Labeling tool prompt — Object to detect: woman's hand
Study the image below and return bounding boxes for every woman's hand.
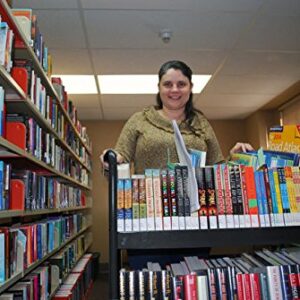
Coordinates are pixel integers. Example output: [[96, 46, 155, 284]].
[[230, 142, 254, 156], [99, 149, 125, 171]]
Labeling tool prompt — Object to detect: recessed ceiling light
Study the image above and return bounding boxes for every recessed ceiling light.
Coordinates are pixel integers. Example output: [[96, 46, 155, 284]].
[[52, 75, 98, 94], [98, 74, 211, 94]]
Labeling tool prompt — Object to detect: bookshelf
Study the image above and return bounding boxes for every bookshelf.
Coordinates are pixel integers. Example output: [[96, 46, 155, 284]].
[[0, 0, 93, 297], [105, 150, 300, 299]]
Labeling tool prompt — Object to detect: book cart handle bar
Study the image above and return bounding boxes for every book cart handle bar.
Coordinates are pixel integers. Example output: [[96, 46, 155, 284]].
[[104, 150, 119, 300]]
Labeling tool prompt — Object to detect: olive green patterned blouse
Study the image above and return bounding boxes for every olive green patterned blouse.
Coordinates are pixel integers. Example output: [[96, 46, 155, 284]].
[[115, 106, 224, 174]]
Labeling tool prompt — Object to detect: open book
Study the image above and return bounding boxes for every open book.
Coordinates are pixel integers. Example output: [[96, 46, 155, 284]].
[[172, 120, 200, 213]]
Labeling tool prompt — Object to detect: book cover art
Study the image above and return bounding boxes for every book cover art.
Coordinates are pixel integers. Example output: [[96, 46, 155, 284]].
[[269, 125, 300, 153]]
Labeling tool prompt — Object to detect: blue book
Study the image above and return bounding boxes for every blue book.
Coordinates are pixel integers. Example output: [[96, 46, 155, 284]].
[[0, 161, 3, 210], [0, 233, 5, 283]]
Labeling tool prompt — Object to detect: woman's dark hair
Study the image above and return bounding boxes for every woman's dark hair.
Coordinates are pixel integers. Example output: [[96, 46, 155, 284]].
[[156, 60, 197, 124]]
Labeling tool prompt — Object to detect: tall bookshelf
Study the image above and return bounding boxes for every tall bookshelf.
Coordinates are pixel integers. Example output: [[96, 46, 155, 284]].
[[105, 150, 300, 299], [0, 0, 93, 297]]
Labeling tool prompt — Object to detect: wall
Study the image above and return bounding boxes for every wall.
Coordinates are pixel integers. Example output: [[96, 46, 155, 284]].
[[281, 94, 300, 124], [83, 119, 247, 264], [83, 120, 125, 265]]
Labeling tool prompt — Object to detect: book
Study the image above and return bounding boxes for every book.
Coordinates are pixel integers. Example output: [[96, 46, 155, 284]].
[[195, 166, 208, 229], [269, 125, 300, 154]]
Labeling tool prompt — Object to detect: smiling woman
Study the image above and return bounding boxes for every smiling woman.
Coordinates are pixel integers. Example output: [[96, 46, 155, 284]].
[[100, 60, 252, 174]]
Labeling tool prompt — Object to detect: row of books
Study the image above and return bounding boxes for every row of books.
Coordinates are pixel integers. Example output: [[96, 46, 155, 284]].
[[6, 117, 90, 185], [52, 253, 94, 300], [50, 233, 92, 282], [0, 234, 92, 300], [11, 8, 52, 76], [0, 213, 90, 283], [7, 110, 91, 172], [0, 162, 87, 211], [117, 163, 300, 232], [11, 168, 88, 210], [10, 59, 92, 161], [119, 246, 300, 300], [0, 18, 91, 154], [51, 77, 92, 150], [0, 19, 14, 73]]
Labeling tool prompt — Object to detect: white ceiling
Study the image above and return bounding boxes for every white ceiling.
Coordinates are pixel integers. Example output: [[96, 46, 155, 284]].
[[13, 0, 300, 120]]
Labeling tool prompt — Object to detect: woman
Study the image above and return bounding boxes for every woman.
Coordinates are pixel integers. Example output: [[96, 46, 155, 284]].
[[100, 60, 253, 268], [100, 60, 252, 172]]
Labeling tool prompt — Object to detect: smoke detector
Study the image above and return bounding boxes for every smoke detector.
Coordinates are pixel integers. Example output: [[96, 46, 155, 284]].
[[159, 29, 172, 43]]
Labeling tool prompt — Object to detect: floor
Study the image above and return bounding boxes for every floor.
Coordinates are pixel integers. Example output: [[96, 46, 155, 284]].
[[88, 273, 109, 300]]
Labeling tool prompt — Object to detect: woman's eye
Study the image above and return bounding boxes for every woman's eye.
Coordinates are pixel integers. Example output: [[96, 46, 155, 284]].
[[177, 81, 187, 88], [163, 82, 173, 88]]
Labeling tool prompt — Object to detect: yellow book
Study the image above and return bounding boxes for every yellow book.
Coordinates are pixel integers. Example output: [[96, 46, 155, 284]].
[[269, 125, 300, 153], [291, 167, 300, 212], [273, 169, 283, 214], [284, 167, 298, 213]]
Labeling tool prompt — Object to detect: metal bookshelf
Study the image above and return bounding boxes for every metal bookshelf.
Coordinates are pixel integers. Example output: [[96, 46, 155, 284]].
[[106, 150, 300, 299]]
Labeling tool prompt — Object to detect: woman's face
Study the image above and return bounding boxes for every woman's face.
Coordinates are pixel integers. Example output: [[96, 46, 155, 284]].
[[158, 68, 193, 112]]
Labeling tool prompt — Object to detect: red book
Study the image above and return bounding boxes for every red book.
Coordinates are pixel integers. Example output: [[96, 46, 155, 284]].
[[236, 273, 245, 300], [249, 273, 262, 300], [10, 179, 25, 210], [183, 273, 197, 300], [11, 67, 28, 94], [6, 122, 26, 149]]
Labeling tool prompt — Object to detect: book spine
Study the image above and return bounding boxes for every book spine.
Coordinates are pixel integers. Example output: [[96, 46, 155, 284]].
[[244, 166, 259, 227], [145, 169, 155, 231], [175, 166, 185, 230], [168, 169, 179, 230], [124, 179, 133, 232], [138, 176, 147, 232], [131, 177, 140, 232], [152, 169, 163, 231], [161, 169, 171, 230], [285, 166, 298, 226], [214, 165, 226, 229], [229, 165, 239, 228], [205, 167, 218, 229], [273, 168, 285, 226], [196, 166, 208, 229], [277, 167, 291, 226], [222, 164, 234, 229], [117, 180, 125, 232]]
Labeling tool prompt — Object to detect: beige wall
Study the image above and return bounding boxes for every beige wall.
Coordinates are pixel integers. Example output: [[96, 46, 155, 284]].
[[83, 119, 248, 263], [83, 120, 125, 264], [281, 94, 300, 124]]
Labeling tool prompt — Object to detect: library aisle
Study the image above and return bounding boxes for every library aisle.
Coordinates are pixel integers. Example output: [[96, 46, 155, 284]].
[[89, 274, 109, 300]]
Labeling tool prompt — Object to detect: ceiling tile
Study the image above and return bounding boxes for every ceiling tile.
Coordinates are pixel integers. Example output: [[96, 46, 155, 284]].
[[200, 106, 256, 120], [103, 107, 142, 120], [262, 0, 300, 16], [204, 75, 297, 95], [68, 94, 100, 108], [196, 94, 273, 108], [101, 94, 155, 108], [84, 10, 252, 49], [77, 107, 103, 120], [81, 0, 196, 10], [220, 51, 300, 77], [91, 49, 226, 74], [237, 15, 300, 51], [32, 10, 86, 48], [12, 0, 78, 9], [51, 49, 93, 74]]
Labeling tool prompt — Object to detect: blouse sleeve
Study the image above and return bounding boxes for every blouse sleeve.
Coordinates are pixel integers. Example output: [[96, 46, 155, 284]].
[[114, 113, 141, 163], [204, 120, 225, 165]]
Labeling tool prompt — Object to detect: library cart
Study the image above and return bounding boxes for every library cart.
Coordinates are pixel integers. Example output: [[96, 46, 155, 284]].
[[105, 150, 300, 300]]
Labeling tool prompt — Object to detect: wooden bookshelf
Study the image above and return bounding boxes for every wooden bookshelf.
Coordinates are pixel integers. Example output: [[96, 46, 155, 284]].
[[0, 0, 93, 296], [0, 225, 92, 294]]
